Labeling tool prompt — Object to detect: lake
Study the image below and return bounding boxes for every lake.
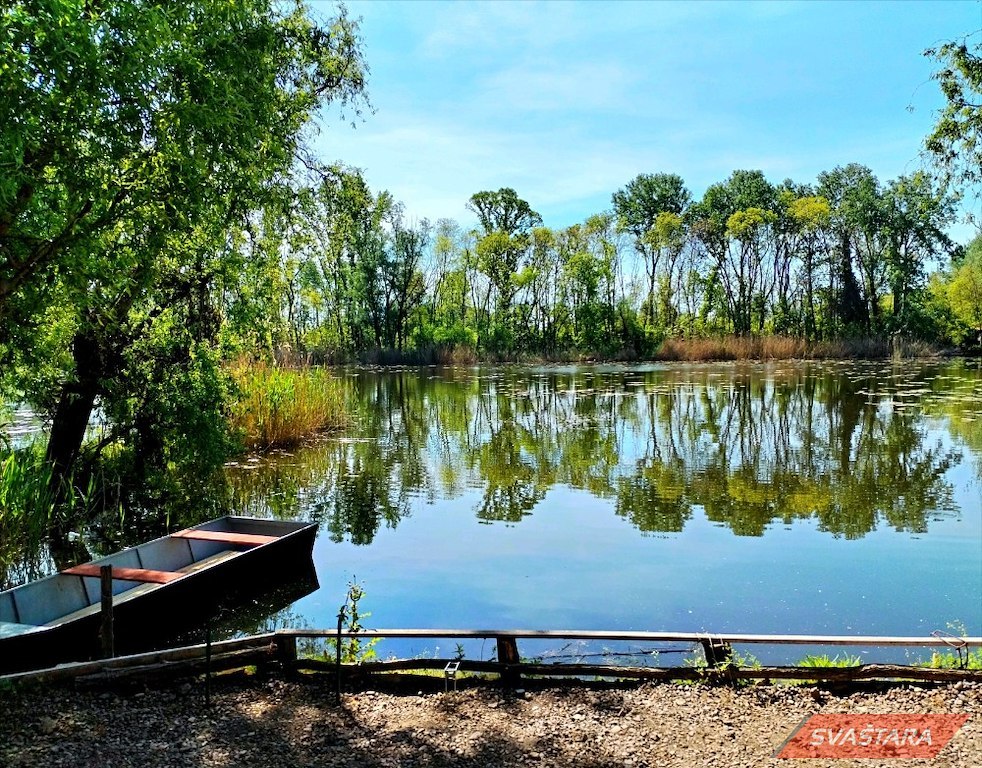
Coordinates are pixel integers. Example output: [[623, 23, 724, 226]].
[[222, 359, 982, 664]]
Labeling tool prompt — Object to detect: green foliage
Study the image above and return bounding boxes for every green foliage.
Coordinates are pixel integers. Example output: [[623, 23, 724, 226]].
[[612, 173, 691, 239], [1, 0, 367, 503], [0, 446, 57, 545], [925, 31, 982, 193], [682, 646, 761, 686], [0, 443, 112, 579], [946, 240, 982, 344], [326, 579, 380, 664], [468, 188, 542, 237], [919, 649, 982, 670], [1, 3, 977, 553], [790, 653, 864, 685], [210, 163, 968, 366]]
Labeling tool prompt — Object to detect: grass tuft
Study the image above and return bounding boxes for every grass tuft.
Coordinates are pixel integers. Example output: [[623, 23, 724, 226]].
[[796, 653, 863, 668], [918, 649, 982, 670], [230, 363, 348, 451]]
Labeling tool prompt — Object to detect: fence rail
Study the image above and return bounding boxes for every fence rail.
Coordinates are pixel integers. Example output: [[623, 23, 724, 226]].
[[279, 627, 982, 647], [2, 627, 979, 686]]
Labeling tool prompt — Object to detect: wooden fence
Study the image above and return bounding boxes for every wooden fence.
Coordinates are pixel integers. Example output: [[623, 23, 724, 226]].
[[3, 627, 981, 686]]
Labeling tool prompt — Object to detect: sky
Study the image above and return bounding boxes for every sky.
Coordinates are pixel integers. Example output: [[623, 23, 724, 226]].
[[310, 0, 982, 244]]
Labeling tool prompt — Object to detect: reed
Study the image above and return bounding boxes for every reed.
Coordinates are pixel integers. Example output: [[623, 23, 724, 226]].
[[230, 363, 348, 451], [0, 446, 56, 527], [655, 336, 941, 362], [656, 336, 807, 361], [0, 447, 60, 574], [360, 344, 479, 366]]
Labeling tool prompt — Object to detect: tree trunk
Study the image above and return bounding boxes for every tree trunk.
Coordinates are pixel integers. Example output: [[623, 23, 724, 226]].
[[837, 235, 867, 330], [45, 329, 102, 501]]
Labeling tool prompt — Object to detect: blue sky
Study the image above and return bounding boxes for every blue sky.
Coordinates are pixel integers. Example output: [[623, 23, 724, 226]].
[[311, 0, 981, 243]]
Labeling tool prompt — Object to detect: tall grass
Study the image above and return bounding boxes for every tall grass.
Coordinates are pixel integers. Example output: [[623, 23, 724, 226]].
[[0, 448, 58, 546], [0, 447, 107, 531], [0, 446, 104, 582], [655, 336, 942, 362], [230, 363, 348, 451]]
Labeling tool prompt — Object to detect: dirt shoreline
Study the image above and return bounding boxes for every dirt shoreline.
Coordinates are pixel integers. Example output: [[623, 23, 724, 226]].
[[1, 675, 979, 767]]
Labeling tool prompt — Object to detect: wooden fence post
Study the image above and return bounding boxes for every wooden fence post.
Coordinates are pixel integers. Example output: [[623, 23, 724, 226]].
[[700, 638, 734, 681], [496, 636, 520, 688], [99, 565, 114, 659], [277, 634, 298, 671]]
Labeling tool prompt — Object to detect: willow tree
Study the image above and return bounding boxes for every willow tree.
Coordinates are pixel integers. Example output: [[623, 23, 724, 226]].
[[0, 1, 367, 494], [925, 33, 982, 194]]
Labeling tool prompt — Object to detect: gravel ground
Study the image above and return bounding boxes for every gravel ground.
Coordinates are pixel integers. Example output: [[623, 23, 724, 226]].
[[1, 674, 979, 767]]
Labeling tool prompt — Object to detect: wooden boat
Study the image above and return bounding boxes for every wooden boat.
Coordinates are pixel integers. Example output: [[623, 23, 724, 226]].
[[0, 516, 317, 673]]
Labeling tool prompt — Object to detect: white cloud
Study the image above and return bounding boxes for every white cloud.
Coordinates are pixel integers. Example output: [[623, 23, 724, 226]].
[[417, 1, 586, 59], [478, 60, 638, 113]]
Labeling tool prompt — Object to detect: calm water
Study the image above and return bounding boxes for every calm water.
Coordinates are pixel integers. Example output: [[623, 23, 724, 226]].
[[223, 359, 982, 663], [5, 360, 981, 664]]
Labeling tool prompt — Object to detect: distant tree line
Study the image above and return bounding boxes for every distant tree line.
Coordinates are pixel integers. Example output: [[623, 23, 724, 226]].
[[221, 165, 980, 362]]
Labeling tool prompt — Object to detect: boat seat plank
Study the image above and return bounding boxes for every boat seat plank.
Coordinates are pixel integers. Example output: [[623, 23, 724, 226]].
[[172, 529, 277, 547], [45, 550, 245, 627], [62, 564, 182, 584]]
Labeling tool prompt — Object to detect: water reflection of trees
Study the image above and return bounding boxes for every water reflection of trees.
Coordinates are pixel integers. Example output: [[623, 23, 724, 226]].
[[228, 363, 968, 544]]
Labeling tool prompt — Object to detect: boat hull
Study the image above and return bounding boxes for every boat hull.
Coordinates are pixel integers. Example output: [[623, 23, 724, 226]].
[[0, 517, 318, 674]]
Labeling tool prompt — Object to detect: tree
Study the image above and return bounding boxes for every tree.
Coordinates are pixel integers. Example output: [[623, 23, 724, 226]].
[[925, 32, 982, 195], [425, 218, 476, 349], [612, 174, 690, 332], [725, 207, 778, 334], [467, 188, 542, 237], [384, 216, 430, 351], [817, 165, 877, 332], [690, 170, 776, 335], [611, 173, 690, 239], [783, 194, 832, 339], [881, 172, 956, 332], [948, 236, 982, 344], [0, 1, 367, 493], [467, 188, 541, 350]]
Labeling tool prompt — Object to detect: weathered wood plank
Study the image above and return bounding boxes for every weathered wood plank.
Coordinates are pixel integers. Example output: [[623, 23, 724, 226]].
[[6, 626, 980, 686], [64, 563, 182, 584], [0, 633, 278, 684], [291, 658, 982, 684], [274, 628, 982, 647], [76, 646, 278, 686], [172, 530, 277, 547]]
